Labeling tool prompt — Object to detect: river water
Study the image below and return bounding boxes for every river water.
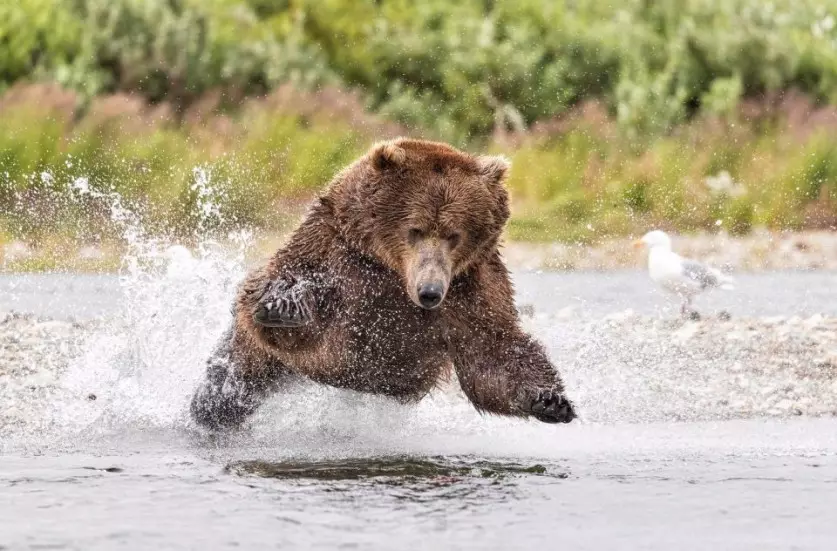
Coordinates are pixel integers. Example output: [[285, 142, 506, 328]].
[[2, 420, 836, 550], [2, 263, 837, 550], [3, 269, 837, 321]]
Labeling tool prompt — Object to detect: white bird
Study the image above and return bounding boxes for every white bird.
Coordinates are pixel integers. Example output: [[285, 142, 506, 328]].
[[634, 230, 734, 317]]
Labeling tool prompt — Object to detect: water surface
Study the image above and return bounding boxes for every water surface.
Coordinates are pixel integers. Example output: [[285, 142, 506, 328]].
[[2, 267, 836, 549]]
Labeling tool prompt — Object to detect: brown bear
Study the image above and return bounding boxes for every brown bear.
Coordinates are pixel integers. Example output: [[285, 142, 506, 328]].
[[190, 138, 576, 428]]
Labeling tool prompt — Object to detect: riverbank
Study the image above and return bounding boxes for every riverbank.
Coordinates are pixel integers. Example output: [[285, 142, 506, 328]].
[[503, 229, 837, 271], [529, 310, 837, 422], [3, 229, 837, 273]]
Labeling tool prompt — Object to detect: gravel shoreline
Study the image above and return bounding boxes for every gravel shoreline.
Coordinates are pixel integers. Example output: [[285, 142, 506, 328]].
[[502, 230, 837, 271], [2, 309, 836, 432], [4, 230, 837, 273], [530, 311, 837, 423], [0, 313, 92, 432]]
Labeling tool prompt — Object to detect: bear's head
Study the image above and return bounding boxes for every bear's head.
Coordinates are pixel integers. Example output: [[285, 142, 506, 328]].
[[326, 138, 510, 310]]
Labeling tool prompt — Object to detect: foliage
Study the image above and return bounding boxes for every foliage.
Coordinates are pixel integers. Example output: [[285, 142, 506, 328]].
[[0, 0, 334, 107], [3, 85, 837, 246], [0, 85, 372, 243], [4, 0, 837, 250], [505, 113, 837, 242], [4, 0, 837, 140]]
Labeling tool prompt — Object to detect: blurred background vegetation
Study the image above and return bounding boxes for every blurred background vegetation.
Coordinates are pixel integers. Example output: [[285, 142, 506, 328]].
[[3, 0, 837, 267]]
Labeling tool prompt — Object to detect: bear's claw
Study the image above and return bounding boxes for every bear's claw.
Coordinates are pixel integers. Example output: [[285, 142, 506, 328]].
[[529, 389, 576, 424], [253, 278, 315, 328]]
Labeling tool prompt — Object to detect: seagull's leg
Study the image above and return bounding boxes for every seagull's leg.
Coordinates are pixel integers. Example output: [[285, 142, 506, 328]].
[[681, 295, 695, 318], [684, 296, 701, 321]]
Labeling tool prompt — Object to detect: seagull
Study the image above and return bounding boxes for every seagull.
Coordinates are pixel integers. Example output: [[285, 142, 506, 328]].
[[634, 230, 734, 317]]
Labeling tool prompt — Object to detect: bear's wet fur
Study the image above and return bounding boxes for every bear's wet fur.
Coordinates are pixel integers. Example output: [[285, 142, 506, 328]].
[[191, 138, 576, 429]]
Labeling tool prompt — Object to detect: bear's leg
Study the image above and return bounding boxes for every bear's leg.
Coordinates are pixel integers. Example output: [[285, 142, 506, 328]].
[[453, 333, 576, 424], [446, 257, 576, 424], [190, 355, 277, 429], [190, 327, 288, 429], [252, 276, 318, 328]]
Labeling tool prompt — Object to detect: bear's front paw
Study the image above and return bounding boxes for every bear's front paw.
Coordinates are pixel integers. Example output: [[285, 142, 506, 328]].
[[526, 388, 576, 424], [253, 278, 315, 328]]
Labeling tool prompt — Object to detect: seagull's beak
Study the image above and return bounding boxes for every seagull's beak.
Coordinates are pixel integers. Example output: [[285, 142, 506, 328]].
[[632, 239, 645, 249]]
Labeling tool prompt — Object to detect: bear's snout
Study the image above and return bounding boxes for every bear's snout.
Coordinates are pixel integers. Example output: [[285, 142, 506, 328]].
[[417, 282, 445, 309], [405, 237, 453, 310]]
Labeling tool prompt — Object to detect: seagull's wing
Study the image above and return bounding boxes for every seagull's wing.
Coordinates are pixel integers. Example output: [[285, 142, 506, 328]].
[[680, 258, 721, 289]]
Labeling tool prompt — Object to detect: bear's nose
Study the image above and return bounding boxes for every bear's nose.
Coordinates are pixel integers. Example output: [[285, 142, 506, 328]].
[[417, 283, 444, 309]]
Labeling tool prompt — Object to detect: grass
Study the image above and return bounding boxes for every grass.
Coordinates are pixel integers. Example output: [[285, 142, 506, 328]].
[[2, 84, 837, 269], [505, 109, 837, 243], [0, 84, 383, 244]]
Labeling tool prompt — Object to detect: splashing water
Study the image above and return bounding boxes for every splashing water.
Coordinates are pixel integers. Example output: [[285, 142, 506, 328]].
[[37, 171, 249, 437], [13, 169, 543, 458], [7, 167, 837, 462], [191, 166, 227, 235]]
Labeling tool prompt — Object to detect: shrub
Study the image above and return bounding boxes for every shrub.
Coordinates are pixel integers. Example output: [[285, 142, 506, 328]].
[[7, 0, 837, 140]]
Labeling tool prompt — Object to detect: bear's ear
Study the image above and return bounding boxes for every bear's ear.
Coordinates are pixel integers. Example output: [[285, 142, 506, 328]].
[[370, 140, 407, 171], [476, 155, 510, 186]]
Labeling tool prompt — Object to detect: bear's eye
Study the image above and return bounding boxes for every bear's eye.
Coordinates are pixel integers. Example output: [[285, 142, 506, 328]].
[[408, 228, 424, 244], [446, 233, 461, 249]]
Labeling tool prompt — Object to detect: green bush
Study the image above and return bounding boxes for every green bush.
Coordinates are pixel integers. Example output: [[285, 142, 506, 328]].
[[505, 116, 837, 241], [3, 87, 837, 246], [0, 86, 370, 242], [0, 0, 334, 106], [5, 0, 837, 250], [5, 0, 837, 140]]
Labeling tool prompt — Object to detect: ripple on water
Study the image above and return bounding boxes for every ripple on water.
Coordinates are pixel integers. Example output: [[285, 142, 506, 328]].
[[225, 456, 554, 481]]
